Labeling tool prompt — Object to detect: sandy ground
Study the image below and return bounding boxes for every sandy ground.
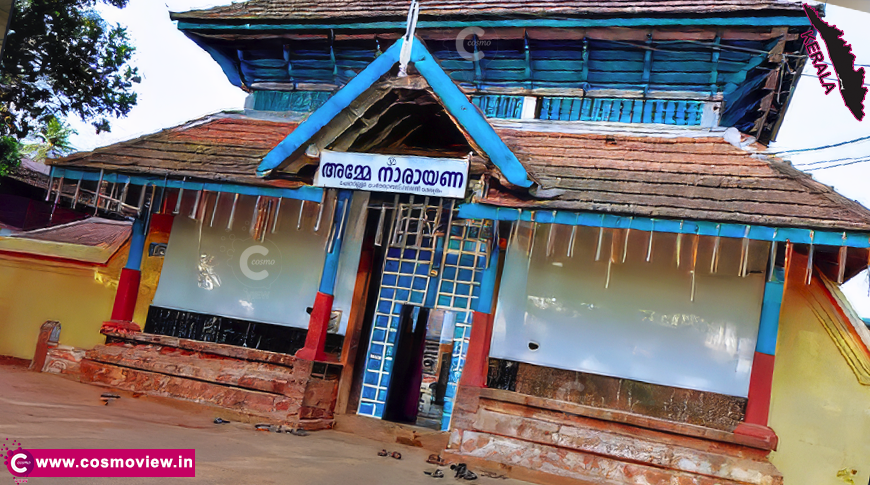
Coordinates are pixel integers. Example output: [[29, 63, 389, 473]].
[[0, 363, 527, 485]]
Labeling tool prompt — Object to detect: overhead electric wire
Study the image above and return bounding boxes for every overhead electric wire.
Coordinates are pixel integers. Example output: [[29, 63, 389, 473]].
[[803, 157, 870, 171], [793, 154, 870, 167], [770, 134, 870, 155]]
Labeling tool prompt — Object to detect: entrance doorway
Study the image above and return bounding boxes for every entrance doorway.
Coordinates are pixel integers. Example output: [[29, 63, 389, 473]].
[[350, 194, 492, 430]]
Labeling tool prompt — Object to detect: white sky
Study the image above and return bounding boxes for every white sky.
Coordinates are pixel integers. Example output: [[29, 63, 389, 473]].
[[67, 1, 870, 318]]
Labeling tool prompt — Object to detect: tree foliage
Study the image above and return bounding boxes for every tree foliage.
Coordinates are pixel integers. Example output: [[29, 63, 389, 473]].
[[0, 0, 140, 140], [21, 115, 76, 162], [0, 136, 20, 176]]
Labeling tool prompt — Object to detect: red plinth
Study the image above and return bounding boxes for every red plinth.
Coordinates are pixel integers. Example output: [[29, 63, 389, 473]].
[[111, 268, 141, 322], [745, 351, 775, 426], [296, 292, 336, 362], [460, 311, 495, 388]]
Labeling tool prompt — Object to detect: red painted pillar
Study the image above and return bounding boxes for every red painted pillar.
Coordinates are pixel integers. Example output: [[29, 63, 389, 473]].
[[296, 292, 335, 362], [295, 191, 351, 362], [109, 212, 174, 324], [111, 268, 142, 321], [460, 311, 495, 388], [460, 244, 500, 388], [743, 352, 776, 426], [734, 243, 791, 449], [110, 218, 146, 322]]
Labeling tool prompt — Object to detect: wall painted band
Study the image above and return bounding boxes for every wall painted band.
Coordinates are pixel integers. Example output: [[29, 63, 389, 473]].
[[49, 167, 323, 202], [756, 274, 785, 356], [178, 16, 810, 32], [124, 219, 147, 271], [458, 202, 870, 249], [474, 245, 500, 314], [318, 190, 352, 295]]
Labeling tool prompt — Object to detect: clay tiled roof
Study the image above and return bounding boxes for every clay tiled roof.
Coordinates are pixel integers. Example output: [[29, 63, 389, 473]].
[[0, 217, 132, 263], [16, 218, 131, 248], [488, 128, 870, 232], [48, 112, 303, 189], [171, 0, 804, 21]]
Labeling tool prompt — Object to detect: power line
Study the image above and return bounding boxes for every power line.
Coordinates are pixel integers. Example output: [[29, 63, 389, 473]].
[[771, 134, 870, 155], [804, 157, 870, 171], [794, 154, 870, 167]]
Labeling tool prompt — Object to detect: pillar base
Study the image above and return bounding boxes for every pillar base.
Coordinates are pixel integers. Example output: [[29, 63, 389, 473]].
[[101, 320, 142, 334], [296, 292, 336, 362], [745, 351, 775, 425], [460, 311, 494, 388], [734, 422, 779, 450]]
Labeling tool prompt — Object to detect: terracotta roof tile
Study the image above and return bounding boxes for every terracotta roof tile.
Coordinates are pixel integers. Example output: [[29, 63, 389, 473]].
[[15, 217, 132, 248], [48, 112, 303, 189], [488, 128, 870, 232], [171, 0, 804, 22]]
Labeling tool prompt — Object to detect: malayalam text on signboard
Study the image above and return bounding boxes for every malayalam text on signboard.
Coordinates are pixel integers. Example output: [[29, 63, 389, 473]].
[[315, 151, 469, 198]]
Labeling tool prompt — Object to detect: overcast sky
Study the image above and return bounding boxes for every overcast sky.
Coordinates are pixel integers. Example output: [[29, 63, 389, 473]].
[[67, 1, 870, 317]]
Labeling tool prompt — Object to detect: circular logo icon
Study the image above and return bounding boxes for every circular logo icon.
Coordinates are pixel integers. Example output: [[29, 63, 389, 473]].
[[5, 449, 34, 478], [222, 235, 283, 290], [455, 26, 501, 64]]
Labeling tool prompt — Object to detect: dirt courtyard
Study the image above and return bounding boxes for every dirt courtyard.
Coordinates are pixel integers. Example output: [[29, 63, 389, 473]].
[[0, 363, 527, 485]]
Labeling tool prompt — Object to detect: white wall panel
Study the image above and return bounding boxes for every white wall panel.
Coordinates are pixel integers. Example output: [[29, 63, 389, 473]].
[[153, 192, 332, 331], [490, 222, 769, 397]]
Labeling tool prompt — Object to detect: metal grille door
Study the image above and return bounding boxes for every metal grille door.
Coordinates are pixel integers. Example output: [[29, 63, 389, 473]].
[[357, 197, 492, 429], [358, 197, 442, 418]]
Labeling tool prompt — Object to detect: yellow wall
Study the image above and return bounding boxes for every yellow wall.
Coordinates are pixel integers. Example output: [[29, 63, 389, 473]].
[[769, 254, 870, 485], [132, 220, 171, 325], [0, 247, 127, 360]]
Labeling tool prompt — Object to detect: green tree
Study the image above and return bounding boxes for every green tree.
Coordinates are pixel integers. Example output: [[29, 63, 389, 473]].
[[21, 115, 76, 162], [0, 0, 140, 140], [0, 136, 20, 177]]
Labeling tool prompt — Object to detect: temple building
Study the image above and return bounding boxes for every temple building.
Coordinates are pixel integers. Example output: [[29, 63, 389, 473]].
[[4, 0, 870, 483]]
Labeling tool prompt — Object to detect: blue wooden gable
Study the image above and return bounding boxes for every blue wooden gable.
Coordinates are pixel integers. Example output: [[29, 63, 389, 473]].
[[188, 34, 784, 97], [257, 37, 534, 188]]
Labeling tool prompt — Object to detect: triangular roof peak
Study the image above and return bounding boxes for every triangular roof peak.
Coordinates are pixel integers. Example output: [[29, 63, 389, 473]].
[[257, 37, 534, 188]]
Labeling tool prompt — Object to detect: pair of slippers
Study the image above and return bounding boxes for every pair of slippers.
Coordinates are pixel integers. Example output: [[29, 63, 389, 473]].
[[426, 454, 447, 466], [377, 449, 402, 459], [254, 423, 309, 436]]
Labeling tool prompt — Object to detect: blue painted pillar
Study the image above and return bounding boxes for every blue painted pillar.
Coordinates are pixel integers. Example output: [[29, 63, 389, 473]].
[[297, 190, 352, 362], [461, 243, 500, 388], [111, 218, 147, 321], [736, 264, 785, 448]]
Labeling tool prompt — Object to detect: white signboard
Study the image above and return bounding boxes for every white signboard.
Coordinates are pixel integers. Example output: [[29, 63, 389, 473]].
[[315, 150, 469, 199]]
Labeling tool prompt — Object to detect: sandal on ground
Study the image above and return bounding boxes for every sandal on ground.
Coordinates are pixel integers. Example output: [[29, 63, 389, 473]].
[[450, 463, 477, 480], [378, 449, 389, 457], [390, 451, 402, 460], [427, 454, 447, 466], [424, 469, 444, 478]]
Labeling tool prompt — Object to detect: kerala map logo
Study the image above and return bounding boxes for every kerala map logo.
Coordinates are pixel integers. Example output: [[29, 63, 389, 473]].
[[802, 3, 867, 121]]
